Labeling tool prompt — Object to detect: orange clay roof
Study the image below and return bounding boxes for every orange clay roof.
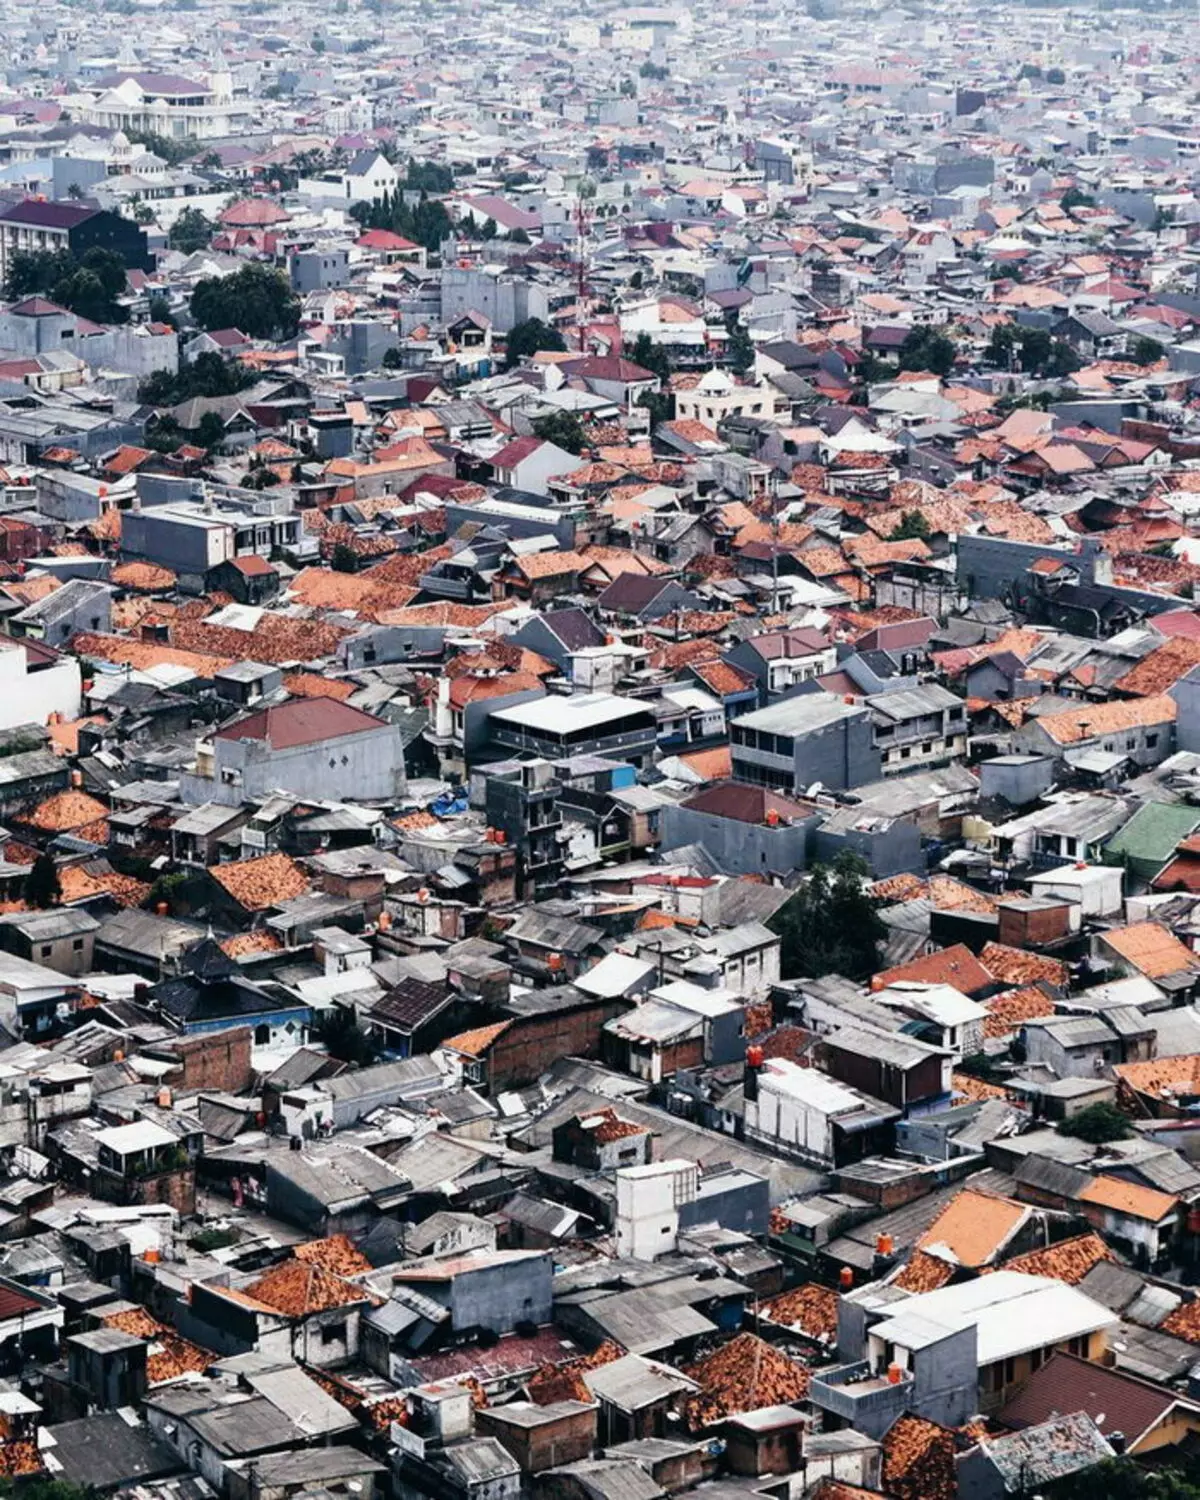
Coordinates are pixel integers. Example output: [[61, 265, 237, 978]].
[[980, 941, 1068, 987], [892, 1250, 956, 1294], [761, 1283, 837, 1340], [442, 1020, 512, 1057], [1079, 1175, 1179, 1223], [245, 1258, 372, 1316], [220, 931, 284, 959], [915, 1189, 1027, 1268], [1103, 921, 1200, 979], [209, 852, 309, 912], [1001, 1233, 1110, 1284], [294, 1235, 373, 1276], [1033, 694, 1177, 746], [27, 790, 108, 832]]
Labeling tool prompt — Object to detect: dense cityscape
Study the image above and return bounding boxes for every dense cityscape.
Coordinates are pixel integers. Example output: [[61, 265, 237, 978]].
[[0, 2, 1196, 1499]]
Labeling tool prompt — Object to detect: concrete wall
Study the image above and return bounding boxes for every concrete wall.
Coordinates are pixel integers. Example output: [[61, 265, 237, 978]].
[[203, 724, 407, 805], [658, 803, 815, 875]]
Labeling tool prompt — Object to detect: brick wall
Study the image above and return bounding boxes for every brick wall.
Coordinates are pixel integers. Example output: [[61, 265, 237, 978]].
[[488, 999, 626, 1091], [148, 1027, 253, 1094]]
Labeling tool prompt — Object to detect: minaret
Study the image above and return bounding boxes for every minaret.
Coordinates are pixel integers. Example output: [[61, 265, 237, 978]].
[[208, 47, 232, 103]]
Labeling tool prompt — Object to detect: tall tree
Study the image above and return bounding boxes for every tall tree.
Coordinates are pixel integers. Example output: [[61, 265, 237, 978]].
[[505, 317, 566, 369], [768, 853, 886, 980], [191, 263, 300, 341], [24, 854, 62, 909]]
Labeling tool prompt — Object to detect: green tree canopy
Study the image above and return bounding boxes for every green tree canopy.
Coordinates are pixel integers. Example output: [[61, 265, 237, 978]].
[[169, 206, 215, 254], [1131, 335, 1165, 366], [316, 1006, 380, 1065], [726, 323, 755, 375], [350, 187, 454, 255], [768, 853, 887, 980], [23, 853, 61, 910], [5, 246, 130, 324], [898, 326, 956, 377], [505, 317, 566, 369], [1057, 1101, 1132, 1143], [191, 263, 300, 341], [630, 332, 672, 384], [532, 410, 588, 455], [140, 352, 255, 407], [126, 128, 196, 166], [889, 510, 931, 541]]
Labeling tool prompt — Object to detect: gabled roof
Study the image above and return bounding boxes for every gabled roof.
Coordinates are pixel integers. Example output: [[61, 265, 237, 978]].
[[998, 1350, 1190, 1447], [215, 698, 387, 750]]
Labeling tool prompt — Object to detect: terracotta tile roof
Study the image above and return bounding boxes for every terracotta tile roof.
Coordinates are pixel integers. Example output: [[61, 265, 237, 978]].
[[882, 1416, 956, 1500], [246, 1257, 372, 1316], [1114, 637, 1200, 697], [1161, 1298, 1200, 1343], [872, 943, 993, 996], [442, 1020, 512, 1057], [872, 874, 997, 917], [27, 790, 109, 832], [915, 1189, 1027, 1268], [892, 1249, 957, 1293], [761, 1284, 837, 1341], [285, 567, 417, 621], [1079, 1175, 1178, 1223], [294, 1234, 373, 1276], [104, 1307, 162, 1339], [172, 613, 347, 666], [284, 672, 356, 702], [0, 1443, 44, 1477], [59, 865, 151, 909], [676, 745, 733, 779], [111, 561, 177, 591], [682, 1333, 809, 1429], [527, 1341, 623, 1406], [1103, 921, 1200, 979], [952, 1072, 1012, 1102], [511, 549, 587, 580], [72, 631, 235, 676], [147, 1333, 214, 1384], [1116, 1054, 1200, 1106], [220, 931, 283, 958], [985, 985, 1055, 1038], [1001, 1233, 1110, 1284], [209, 852, 309, 912], [980, 941, 1068, 987], [104, 1306, 214, 1383], [1034, 694, 1177, 746], [871, 872, 926, 903]]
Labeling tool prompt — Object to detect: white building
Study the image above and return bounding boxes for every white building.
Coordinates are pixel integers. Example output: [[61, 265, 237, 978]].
[[615, 1159, 699, 1259], [743, 1057, 899, 1167], [0, 638, 81, 732]]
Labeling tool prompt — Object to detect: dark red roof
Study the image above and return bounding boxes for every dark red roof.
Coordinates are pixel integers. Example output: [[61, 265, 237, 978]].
[[0, 201, 96, 230], [7, 297, 73, 318], [215, 698, 387, 750], [0, 1285, 42, 1320], [491, 435, 545, 469], [231, 555, 277, 576], [561, 355, 656, 383], [681, 780, 812, 826], [998, 1352, 1180, 1444]]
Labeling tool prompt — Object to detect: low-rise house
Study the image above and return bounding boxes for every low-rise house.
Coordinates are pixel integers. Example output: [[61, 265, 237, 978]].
[[812, 1271, 1117, 1435], [743, 1055, 900, 1168], [997, 1350, 1200, 1457]]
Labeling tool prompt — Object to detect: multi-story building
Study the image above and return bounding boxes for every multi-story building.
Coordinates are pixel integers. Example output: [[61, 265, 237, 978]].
[[0, 200, 153, 282]]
